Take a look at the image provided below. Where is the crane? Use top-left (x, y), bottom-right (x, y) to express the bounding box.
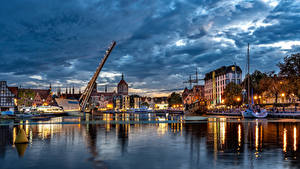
top-left (79, 41), bottom-right (116, 112)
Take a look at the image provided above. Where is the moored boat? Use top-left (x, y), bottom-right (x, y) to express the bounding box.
top-left (37, 106), bottom-right (64, 113)
top-left (242, 108), bottom-right (268, 118)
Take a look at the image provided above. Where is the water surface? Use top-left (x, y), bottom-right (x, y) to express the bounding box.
top-left (0, 114), bottom-right (299, 169)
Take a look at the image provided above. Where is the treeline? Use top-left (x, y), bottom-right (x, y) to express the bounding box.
top-left (223, 53), bottom-right (300, 106)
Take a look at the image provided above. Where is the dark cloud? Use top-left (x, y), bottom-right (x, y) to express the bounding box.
top-left (0, 0), bottom-right (299, 95)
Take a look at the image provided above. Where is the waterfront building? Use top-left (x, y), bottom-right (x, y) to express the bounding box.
top-left (117, 73), bottom-right (128, 95)
top-left (59, 86), bottom-right (81, 100)
top-left (204, 65), bottom-right (242, 105)
top-left (182, 85), bottom-right (205, 105)
top-left (140, 96), bottom-right (168, 109)
top-left (130, 95), bottom-right (141, 109)
top-left (0, 81), bottom-right (16, 112)
top-left (114, 95), bottom-right (130, 111)
top-left (114, 74), bottom-right (130, 111)
top-left (90, 87), bottom-right (116, 110)
top-left (18, 87), bottom-right (53, 107)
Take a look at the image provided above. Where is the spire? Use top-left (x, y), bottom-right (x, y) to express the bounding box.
top-left (49, 83), bottom-right (52, 91)
top-left (69, 87), bottom-right (71, 94)
top-left (58, 87), bottom-right (61, 96)
top-left (196, 68), bottom-right (198, 85)
top-left (66, 87), bottom-right (68, 94)
top-left (105, 85), bottom-right (107, 93)
top-left (72, 85), bottom-right (75, 95)
top-left (121, 73), bottom-right (124, 80)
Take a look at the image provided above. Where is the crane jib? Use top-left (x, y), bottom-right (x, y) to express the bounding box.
top-left (79, 41), bottom-right (116, 112)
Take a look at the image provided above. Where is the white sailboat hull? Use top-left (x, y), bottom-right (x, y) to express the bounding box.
top-left (242, 109), bottom-right (268, 118)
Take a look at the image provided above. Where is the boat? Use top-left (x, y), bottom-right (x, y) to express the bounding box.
top-left (36, 106), bottom-right (64, 113)
top-left (242, 108), bottom-right (268, 118)
top-left (184, 116), bottom-right (208, 121)
top-left (19, 107), bottom-right (32, 113)
top-left (242, 43), bottom-right (268, 118)
top-left (1, 110), bottom-right (14, 116)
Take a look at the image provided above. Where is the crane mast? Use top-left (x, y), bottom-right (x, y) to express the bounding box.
top-left (79, 41), bottom-right (116, 112)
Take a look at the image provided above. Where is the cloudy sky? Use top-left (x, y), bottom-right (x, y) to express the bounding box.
top-left (0, 0), bottom-right (299, 96)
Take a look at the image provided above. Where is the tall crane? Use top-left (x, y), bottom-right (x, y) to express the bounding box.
top-left (79, 41), bottom-right (116, 112)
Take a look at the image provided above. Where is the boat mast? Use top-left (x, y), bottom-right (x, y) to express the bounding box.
top-left (247, 43), bottom-right (250, 105)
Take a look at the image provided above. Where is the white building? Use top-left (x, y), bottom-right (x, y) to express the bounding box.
top-left (204, 65), bottom-right (242, 105)
top-left (0, 81), bottom-right (15, 112)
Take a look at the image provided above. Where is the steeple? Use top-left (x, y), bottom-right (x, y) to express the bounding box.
top-left (66, 87), bottom-right (68, 94)
top-left (105, 85), bottom-right (107, 93)
top-left (58, 87), bottom-right (61, 96)
top-left (121, 73), bottom-right (124, 80)
top-left (72, 85), bottom-right (75, 95)
top-left (49, 83), bottom-right (52, 91)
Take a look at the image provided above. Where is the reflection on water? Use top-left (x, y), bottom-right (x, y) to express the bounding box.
top-left (0, 115), bottom-right (300, 169)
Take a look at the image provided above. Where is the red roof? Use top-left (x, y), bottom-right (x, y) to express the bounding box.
top-left (20, 89), bottom-right (51, 100)
top-left (118, 79), bottom-right (128, 86)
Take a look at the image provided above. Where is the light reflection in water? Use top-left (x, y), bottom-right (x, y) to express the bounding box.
top-left (157, 123), bottom-right (168, 136)
top-left (36, 117), bottom-right (63, 139)
top-left (220, 118), bottom-right (226, 146)
top-left (294, 126), bottom-right (297, 151)
top-left (238, 124), bottom-right (241, 147)
top-left (283, 128), bottom-right (287, 152)
top-left (1, 116), bottom-right (300, 169)
top-left (255, 123), bottom-right (259, 151)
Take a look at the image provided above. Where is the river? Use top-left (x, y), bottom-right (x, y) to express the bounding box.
top-left (0, 114), bottom-right (299, 169)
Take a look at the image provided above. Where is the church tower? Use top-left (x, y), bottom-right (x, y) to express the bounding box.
top-left (117, 73), bottom-right (128, 95)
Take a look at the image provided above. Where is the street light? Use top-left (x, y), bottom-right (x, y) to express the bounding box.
top-left (281, 93), bottom-right (285, 97)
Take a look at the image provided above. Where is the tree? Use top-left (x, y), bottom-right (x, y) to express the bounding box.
top-left (278, 53), bottom-right (300, 99)
top-left (223, 82), bottom-right (242, 106)
top-left (278, 53), bottom-right (300, 77)
top-left (167, 92), bottom-right (182, 107)
top-left (241, 70), bottom-right (268, 96)
top-left (259, 73), bottom-right (289, 104)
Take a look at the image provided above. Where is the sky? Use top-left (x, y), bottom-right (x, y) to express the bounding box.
top-left (0, 0), bottom-right (300, 96)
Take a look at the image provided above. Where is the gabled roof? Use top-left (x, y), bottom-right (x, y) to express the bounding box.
top-left (19, 88), bottom-right (51, 100)
top-left (118, 73), bottom-right (128, 86)
top-left (118, 79), bottom-right (128, 86)
top-left (33, 89), bottom-right (51, 100)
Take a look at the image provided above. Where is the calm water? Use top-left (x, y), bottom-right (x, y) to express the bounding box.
top-left (0, 114), bottom-right (300, 169)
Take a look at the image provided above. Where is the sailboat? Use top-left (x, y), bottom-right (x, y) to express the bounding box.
top-left (241, 44), bottom-right (268, 118)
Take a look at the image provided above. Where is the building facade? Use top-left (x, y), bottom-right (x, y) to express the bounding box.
top-left (18, 88), bottom-right (53, 107)
top-left (114, 74), bottom-right (130, 111)
top-left (117, 74), bottom-right (128, 95)
top-left (0, 81), bottom-right (15, 112)
top-left (182, 85), bottom-right (205, 105)
top-left (204, 65), bottom-right (242, 105)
